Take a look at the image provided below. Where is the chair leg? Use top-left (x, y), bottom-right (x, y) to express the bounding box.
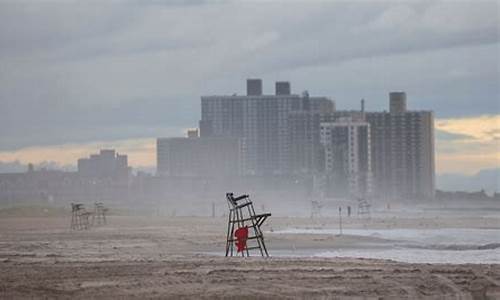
top-left (260, 234), bottom-right (269, 257)
top-left (235, 208), bottom-right (246, 257)
top-left (230, 210), bottom-right (236, 257)
top-left (237, 206), bottom-right (246, 257)
top-left (247, 205), bottom-right (264, 257)
top-left (225, 210), bottom-right (233, 257)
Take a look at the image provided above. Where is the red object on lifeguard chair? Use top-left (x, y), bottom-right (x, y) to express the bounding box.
top-left (234, 226), bottom-right (248, 252)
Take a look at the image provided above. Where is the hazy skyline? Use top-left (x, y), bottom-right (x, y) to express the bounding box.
top-left (0, 0), bottom-right (498, 175)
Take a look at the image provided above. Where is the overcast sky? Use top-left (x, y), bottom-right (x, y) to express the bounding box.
top-left (0, 0), bottom-right (498, 174)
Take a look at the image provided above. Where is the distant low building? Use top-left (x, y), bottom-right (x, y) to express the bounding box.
top-left (77, 149), bottom-right (129, 180)
top-left (156, 136), bottom-right (244, 177)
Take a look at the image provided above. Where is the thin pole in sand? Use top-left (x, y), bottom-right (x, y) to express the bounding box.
top-left (338, 206), bottom-right (343, 235)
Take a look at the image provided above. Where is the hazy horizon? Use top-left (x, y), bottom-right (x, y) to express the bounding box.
top-left (1, 0), bottom-right (498, 177)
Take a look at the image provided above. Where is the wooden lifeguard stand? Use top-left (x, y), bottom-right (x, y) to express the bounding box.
top-left (311, 199), bottom-right (323, 219)
top-left (225, 193), bottom-right (271, 257)
top-left (357, 197), bottom-right (371, 217)
top-left (92, 202), bottom-right (108, 226)
top-left (70, 203), bottom-right (91, 230)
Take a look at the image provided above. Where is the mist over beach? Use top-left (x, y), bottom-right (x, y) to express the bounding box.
top-left (0, 0), bottom-right (499, 299)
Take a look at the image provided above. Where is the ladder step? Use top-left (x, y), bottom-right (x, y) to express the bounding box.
top-left (228, 215), bottom-right (270, 225)
top-left (228, 223), bottom-right (262, 229)
top-left (246, 246), bottom-right (263, 250)
top-left (229, 216), bottom-right (270, 223)
top-left (227, 235), bottom-right (263, 242)
top-left (229, 217), bottom-right (259, 223)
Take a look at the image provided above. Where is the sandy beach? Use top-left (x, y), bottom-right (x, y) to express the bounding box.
top-left (1, 212), bottom-right (499, 299)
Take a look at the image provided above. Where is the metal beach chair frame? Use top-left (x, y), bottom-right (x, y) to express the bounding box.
top-left (225, 192), bottom-right (271, 257)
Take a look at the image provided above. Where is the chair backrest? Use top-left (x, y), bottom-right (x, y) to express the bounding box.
top-left (72, 203), bottom-right (84, 212)
top-left (226, 192), bottom-right (251, 209)
top-left (226, 193), bottom-right (237, 208)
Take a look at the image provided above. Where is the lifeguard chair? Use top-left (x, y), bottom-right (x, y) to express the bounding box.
top-left (92, 202), bottom-right (108, 226)
top-left (357, 197), bottom-right (371, 217)
top-left (70, 203), bottom-right (91, 230)
top-left (225, 193), bottom-right (271, 257)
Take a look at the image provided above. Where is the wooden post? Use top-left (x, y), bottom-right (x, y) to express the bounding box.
top-left (338, 206), bottom-right (342, 235)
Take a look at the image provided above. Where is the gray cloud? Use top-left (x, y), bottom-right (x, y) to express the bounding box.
top-left (0, 0), bottom-right (498, 150)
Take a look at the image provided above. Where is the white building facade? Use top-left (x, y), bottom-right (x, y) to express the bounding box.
top-left (320, 118), bottom-right (372, 199)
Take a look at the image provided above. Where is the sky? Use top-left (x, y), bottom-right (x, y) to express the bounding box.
top-left (0, 0), bottom-right (498, 175)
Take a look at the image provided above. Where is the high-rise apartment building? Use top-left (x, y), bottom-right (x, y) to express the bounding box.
top-left (197, 82), bottom-right (433, 200)
top-left (199, 79), bottom-right (334, 175)
top-left (366, 92), bottom-right (435, 200)
top-left (320, 118), bottom-right (372, 199)
top-left (288, 92), bottom-right (434, 201)
top-left (288, 110), bottom-right (324, 174)
top-left (288, 110), bottom-right (363, 175)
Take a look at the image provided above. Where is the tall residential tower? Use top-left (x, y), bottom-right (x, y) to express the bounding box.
top-left (199, 79), bottom-right (334, 176)
top-left (366, 92), bottom-right (435, 200)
